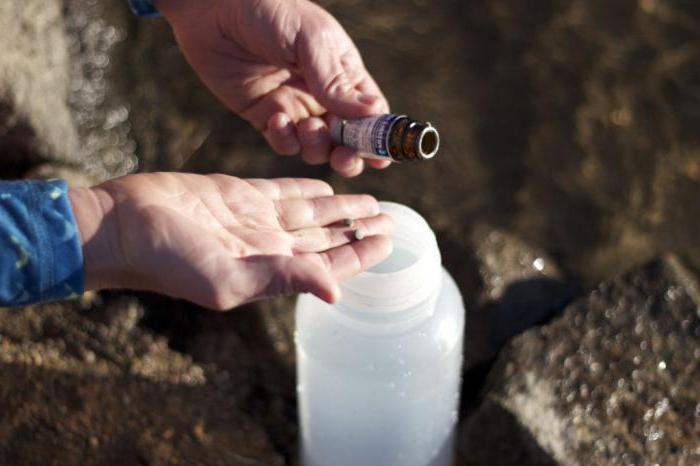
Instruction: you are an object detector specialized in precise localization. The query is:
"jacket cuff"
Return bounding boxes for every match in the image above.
[0,180,84,306]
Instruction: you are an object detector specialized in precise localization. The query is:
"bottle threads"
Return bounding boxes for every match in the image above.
[330,114,440,162]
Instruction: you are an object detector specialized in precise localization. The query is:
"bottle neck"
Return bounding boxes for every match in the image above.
[333,202,443,332]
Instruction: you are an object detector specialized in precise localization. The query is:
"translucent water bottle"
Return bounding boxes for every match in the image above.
[295,202,465,466]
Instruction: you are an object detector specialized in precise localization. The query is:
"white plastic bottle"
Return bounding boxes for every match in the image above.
[295,202,465,466]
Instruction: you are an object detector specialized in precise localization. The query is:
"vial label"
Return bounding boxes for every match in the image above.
[338,114,403,160]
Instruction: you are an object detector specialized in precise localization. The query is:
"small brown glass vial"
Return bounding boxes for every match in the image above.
[330,114,439,162]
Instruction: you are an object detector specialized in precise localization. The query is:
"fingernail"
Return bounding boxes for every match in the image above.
[354,229,365,241]
[343,218,354,227]
[357,94,381,106]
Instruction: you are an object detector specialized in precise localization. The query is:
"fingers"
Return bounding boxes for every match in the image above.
[355,77,391,114]
[241,82,325,132]
[297,49,386,117]
[319,235,394,281]
[330,146,365,177]
[248,87,389,176]
[262,234,393,304]
[366,159,392,170]
[296,117,390,175]
[276,194,379,230]
[291,213,393,253]
[246,178,333,199]
[298,117,331,165]
[263,113,301,156]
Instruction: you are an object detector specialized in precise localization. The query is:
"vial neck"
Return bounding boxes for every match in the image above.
[338,244,442,312]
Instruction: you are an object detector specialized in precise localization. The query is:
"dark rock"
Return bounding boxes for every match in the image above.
[459,257,700,465]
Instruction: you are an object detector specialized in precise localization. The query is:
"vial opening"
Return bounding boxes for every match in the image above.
[418,128,440,159]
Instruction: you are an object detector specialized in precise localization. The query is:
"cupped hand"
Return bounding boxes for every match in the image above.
[69,173,393,310]
[154,0,391,177]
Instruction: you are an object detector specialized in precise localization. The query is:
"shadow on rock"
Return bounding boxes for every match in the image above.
[465,227,578,370]
[458,400,559,466]
[488,277,577,349]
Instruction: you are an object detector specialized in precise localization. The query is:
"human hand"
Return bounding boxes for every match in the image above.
[69,173,393,309]
[154,0,391,177]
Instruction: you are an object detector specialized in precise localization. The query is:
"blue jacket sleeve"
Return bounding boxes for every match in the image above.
[127,0,160,17]
[0,180,84,307]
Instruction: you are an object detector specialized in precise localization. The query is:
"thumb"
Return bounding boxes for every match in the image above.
[295,7,387,117]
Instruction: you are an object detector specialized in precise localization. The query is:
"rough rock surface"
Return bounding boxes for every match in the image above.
[460,257,700,466]
[0,297,284,466]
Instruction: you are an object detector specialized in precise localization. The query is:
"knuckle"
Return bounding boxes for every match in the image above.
[308,198,321,224]
[324,73,352,97]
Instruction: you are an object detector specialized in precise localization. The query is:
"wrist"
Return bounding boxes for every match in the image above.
[68,187,127,291]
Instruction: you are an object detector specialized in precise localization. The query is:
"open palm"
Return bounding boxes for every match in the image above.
[91,173,392,309]
[158,0,390,176]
